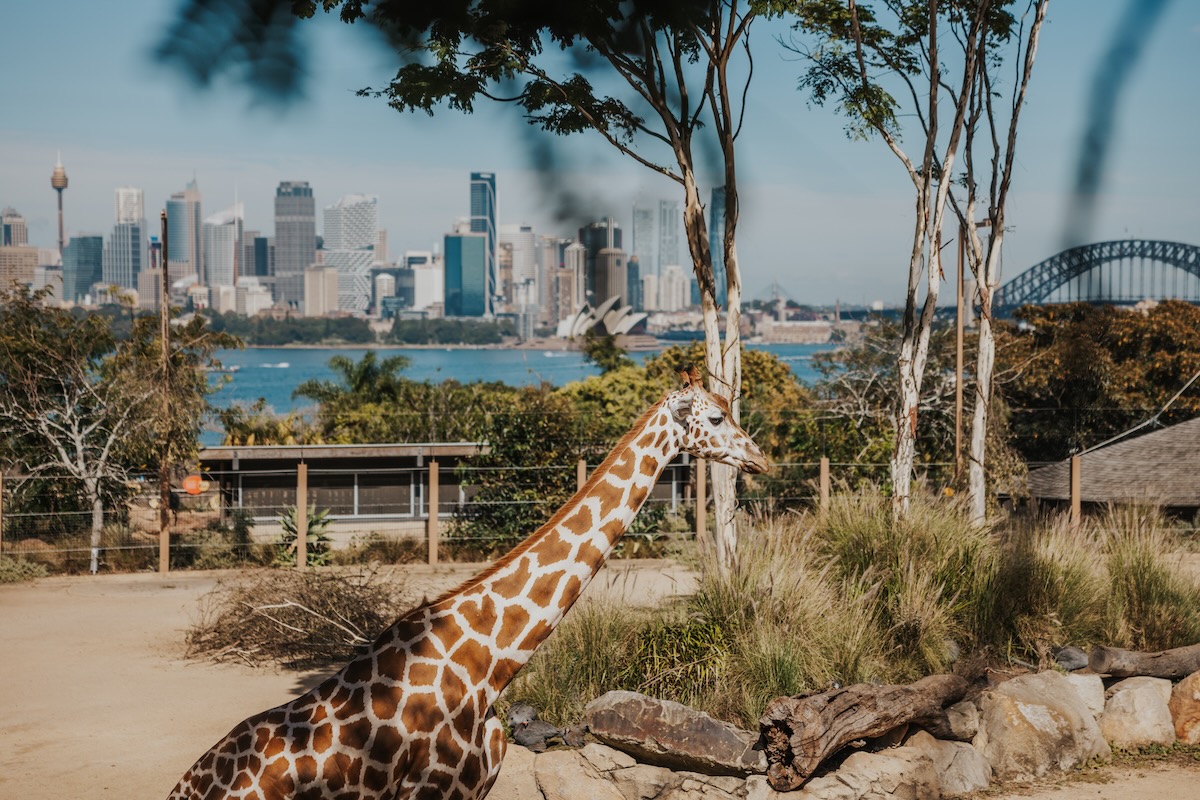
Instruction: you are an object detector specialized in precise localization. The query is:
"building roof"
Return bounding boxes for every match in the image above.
[1026,416,1200,506]
[199,442,487,464]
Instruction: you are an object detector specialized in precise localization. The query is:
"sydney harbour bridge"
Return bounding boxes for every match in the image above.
[996,239,1200,311]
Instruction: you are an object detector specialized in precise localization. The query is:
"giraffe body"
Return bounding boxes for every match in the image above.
[168,368,767,800]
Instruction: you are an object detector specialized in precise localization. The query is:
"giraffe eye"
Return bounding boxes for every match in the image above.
[708,412,724,426]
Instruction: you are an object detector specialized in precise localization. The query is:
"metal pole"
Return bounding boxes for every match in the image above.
[296,463,308,569]
[577,458,587,492]
[427,459,439,566]
[1069,455,1082,531]
[955,223,965,483]
[695,458,707,540]
[158,210,171,574]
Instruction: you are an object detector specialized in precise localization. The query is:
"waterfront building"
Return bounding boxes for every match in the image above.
[578,218,622,302]
[324,194,378,314]
[660,264,690,312]
[275,180,316,310]
[659,199,681,275]
[166,179,203,285]
[237,277,273,316]
[61,234,103,303]
[103,186,148,291]
[444,230,488,317]
[138,267,162,311]
[406,250,443,311]
[202,202,244,290]
[547,266,578,324]
[2,207,28,246]
[500,223,538,308]
[0,245,39,288]
[304,266,339,317]
[708,186,728,308]
[469,172,497,316]
[594,246,628,306]
[374,272,396,315]
[564,241,587,309]
[641,271,659,311]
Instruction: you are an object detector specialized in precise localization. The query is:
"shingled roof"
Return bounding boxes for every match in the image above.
[1026,416,1200,507]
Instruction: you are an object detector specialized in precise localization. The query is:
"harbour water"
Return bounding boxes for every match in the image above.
[210,342,830,415]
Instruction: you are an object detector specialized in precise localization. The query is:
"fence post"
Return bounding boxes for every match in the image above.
[695,458,707,541]
[0,470,4,555]
[819,456,830,514]
[427,459,439,566]
[296,463,308,569]
[1069,455,1081,531]
[577,458,587,492]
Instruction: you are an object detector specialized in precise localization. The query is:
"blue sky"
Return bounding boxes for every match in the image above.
[1,1,1196,305]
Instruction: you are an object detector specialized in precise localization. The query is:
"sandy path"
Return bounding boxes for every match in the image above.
[1,563,1196,799]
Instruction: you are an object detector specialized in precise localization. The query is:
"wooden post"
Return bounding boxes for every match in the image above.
[159,209,171,575]
[819,457,830,513]
[955,224,965,482]
[1069,455,1081,531]
[0,470,5,556]
[296,463,308,569]
[427,459,439,566]
[695,458,707,540]
[577,458,587,492]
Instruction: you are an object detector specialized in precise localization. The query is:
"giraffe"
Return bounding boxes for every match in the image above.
[167,366,768,800]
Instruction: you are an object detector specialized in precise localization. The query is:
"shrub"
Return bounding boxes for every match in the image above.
[186,569,407,668]
[273,506,332,567]
[0,555,49,583]
[331,532,425,566]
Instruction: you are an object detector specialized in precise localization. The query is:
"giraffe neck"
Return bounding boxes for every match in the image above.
[426,401,679,701]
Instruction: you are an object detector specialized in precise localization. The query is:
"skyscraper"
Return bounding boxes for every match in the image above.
[632,202,657,278]
[62,235,103,303]
[444,230,488,317]
[50,156,68,261]
[578,218,622,303]
[469,172,497,316]
[500,223,538,313]
[275,180,316,309]
[627,255,642,311]
[166,179,203,284]
[103,187,147,291]
[708,186,728,309]
[323,194,378,313]
[2,207,28,246]
[659,199,681,272]
[202,202,244,290]
[594,246,628,306]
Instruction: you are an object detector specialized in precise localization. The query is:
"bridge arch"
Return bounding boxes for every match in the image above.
[996,240,1200,308]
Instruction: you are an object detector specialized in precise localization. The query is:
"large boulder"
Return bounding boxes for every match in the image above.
[1100,676,1175,750]
[1062,673,1105,719]
[585,690,766,776]
[972,671,1110,782]
[488,744,542,800]
[942,700,980,742]
[904,730,991,797]
[745,746,937,800]
[1169,669,1200,744]
[534,748,626,800]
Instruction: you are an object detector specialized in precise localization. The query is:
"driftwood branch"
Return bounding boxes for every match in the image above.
[1089,643,1200,679]
[759,674,968,791]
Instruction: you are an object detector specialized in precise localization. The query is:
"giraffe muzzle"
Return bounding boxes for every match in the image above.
[741,447,770,475]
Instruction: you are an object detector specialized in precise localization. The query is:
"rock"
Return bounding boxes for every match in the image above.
[1169,669,1200,744]
[664,773,745,799]
[1062,673,1105,719]
[972,670,1110,782]
[1100,676,1175,750]
[534,748,626,800]
[905,730,991,797]
[1054,646,1090,671]
[746,774,857,800]
[611,764,682,800]
[580,743,637,773]
[585,690,766,776]
[944,700,979,741]
[489,744,542,800]
[744,747,936,800]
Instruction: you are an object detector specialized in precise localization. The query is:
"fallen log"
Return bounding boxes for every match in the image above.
[758,673,968,791]
[1089,643,1200,679]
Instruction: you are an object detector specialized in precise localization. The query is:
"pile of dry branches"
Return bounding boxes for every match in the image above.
[186,569,408,669]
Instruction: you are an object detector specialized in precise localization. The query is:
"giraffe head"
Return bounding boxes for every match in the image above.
[666,366,769,474]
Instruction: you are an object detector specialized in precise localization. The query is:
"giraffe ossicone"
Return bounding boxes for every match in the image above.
[167,366,767,800]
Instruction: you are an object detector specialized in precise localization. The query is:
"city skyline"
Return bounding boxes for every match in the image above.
[1,2,1197,305]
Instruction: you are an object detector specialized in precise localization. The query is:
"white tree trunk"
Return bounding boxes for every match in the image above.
[967,237,1004,524]
[89,483,104,574]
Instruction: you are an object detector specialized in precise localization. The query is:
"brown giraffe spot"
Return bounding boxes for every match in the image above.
[323,752,353,791]
[363,765,390,792]
[628,484,649,510]
[440,666,468,709]
[375,645,407,679]
[416,770,454,800]
[636,431,656,448]
[231,771,253,791]
[461,751,483,788]
[265,709,287,726]
[399,696,445,734]
[452,707,478,744]
[260,757,294,796]
[491,656,523,687]
[245,754,262,775]
[434,722,464,763]
[215,755,234,777]
[253,726,271,751]
[407,661,437,686]
[338,717,374,749]
[245,792,260,800]
[409,631,443,660]
[530,531,571,565]
[312,722,333,753]
[404,736,430,778]
[600,518,626,543]
[448,789,466,800]
[328,684,352,710]
[518,620,553,651]
[528,570,565,607]
[595,482,622,517]
[450,637,494,686]
[295,787,324,800]
[310,704,328,725]
[562,505,593,535]
[430,613,465,655]
[496,605,531,649]
[611,450,636,481]
[295,754,319,784]
[655,429,668,448]
[333,687,365,720]
[490,556,533,597]
[343,654,374,684]
[289,725,311,753]
[194,773,214,795]
[639,454,658,476]
[558,574,583,609]
[371,685,401,720]
[236,754,249,772]
[263,734,286,759]
[460,594,499,636]
[489,725,507,761]
[577,540,605,567]
[369,723,405,765]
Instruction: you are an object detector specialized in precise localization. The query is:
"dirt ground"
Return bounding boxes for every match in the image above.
[1,564,1197,800]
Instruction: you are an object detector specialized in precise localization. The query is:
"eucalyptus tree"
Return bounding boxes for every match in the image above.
[790,0,1001,517]
[159,0,786,570]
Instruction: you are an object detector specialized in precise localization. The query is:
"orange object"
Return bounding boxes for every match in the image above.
[182,474,204,495]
